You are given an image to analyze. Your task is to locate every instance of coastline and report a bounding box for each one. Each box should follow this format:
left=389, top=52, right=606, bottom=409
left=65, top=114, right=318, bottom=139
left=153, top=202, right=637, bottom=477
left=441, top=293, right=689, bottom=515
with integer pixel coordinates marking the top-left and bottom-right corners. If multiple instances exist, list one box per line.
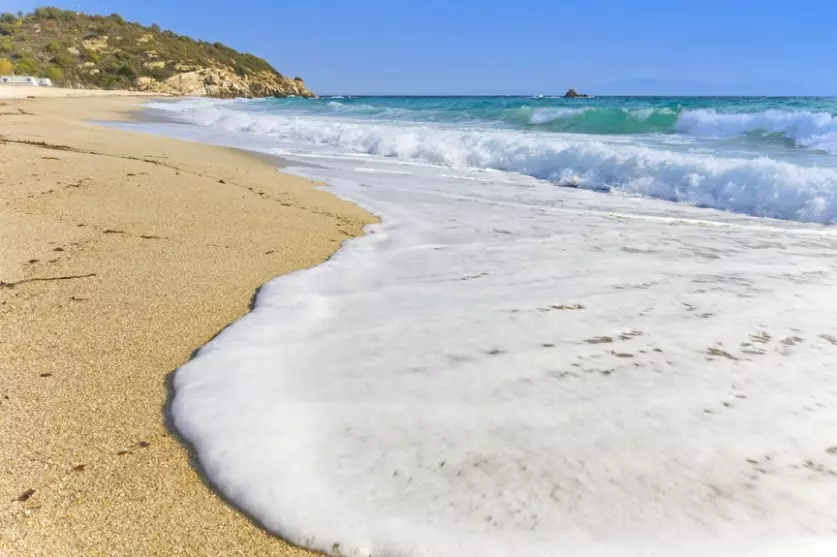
left=0, top=93, right=374, bottom=556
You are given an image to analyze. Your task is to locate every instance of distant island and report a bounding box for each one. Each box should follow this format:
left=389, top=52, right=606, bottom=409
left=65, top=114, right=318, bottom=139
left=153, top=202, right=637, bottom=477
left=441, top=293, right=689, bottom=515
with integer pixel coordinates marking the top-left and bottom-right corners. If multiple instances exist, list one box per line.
left=563, top=88, right=589, bottom=98
left=0, top=7, right=314, bottom=98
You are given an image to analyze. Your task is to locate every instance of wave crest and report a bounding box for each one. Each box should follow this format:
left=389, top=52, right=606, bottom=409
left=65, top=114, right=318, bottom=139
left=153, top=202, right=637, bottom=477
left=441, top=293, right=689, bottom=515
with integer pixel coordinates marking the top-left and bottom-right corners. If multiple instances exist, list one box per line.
left=675, top=109, right=837, bottom=152
left=519, top=106, right=680, bottom=134
left=515, top=106, right=837, bottom=152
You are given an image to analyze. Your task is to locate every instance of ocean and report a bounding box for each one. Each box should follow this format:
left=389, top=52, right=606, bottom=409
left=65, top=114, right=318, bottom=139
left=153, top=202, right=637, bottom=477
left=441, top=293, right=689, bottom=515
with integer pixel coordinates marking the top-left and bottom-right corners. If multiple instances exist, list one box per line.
left=137, top=96, right=837, bottom=556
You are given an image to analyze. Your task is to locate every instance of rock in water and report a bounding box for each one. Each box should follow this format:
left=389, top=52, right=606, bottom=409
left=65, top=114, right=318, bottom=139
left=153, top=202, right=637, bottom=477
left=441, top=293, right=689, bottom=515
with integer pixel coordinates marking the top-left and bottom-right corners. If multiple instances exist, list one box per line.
left=564, top=88, right=589, bottom=98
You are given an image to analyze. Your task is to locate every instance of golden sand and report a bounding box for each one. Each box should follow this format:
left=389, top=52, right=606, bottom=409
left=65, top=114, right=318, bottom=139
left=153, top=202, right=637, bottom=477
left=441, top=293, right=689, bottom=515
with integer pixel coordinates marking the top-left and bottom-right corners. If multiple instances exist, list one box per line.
left=0, top=85, right=163, bottom=100
left=0, top=94, right=374, bottom=556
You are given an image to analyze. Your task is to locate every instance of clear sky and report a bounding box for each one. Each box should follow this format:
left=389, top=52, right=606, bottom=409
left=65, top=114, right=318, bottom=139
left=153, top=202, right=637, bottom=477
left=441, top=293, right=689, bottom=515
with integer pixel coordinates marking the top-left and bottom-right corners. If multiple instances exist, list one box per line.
left=4, top=0, right=836, bottom=95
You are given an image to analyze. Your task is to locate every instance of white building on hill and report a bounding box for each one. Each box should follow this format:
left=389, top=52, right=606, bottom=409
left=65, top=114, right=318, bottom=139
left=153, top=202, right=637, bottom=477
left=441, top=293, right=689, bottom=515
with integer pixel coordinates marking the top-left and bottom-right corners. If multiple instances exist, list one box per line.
left=0, top=75, right=53, bottom=87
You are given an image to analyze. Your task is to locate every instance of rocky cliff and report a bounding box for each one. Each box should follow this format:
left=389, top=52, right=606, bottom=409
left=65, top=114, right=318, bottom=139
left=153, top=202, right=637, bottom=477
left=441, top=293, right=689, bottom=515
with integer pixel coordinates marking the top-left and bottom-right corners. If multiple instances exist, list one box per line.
left=0, top=7, right=315, bottom=98
left=133, top=67, right=314, bottom=98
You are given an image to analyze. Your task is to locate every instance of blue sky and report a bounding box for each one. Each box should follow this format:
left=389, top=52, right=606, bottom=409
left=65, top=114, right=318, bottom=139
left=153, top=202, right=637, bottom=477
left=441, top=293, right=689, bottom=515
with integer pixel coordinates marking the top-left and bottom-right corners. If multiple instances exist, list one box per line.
left=4, top=0, right=835, bottom=95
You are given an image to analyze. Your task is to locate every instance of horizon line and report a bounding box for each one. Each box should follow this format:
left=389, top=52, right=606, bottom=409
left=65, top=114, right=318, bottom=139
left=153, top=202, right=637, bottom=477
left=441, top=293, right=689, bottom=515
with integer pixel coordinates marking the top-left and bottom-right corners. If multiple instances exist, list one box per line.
left=315, top=93, right=836, bottom=98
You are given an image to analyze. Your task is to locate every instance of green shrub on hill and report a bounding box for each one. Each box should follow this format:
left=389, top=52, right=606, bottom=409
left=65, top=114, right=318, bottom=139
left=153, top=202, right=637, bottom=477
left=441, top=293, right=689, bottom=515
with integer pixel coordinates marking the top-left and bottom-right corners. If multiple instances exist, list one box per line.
left=50, top=51, right=74, bottom=68
left=45, top=65, right=64, bottom=82
left=81, top=48, right=100, bottom=63
left=46, top=39, right=61, bottom=52
left=14, top=57, right=42, bottom=75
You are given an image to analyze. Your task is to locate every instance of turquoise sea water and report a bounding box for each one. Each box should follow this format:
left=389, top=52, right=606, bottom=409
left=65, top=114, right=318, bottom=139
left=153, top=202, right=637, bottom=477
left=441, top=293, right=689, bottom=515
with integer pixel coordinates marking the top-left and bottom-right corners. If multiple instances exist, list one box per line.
left=267, top=95, right=837, bottom=138
left=149, top=95, right=837, bottom=223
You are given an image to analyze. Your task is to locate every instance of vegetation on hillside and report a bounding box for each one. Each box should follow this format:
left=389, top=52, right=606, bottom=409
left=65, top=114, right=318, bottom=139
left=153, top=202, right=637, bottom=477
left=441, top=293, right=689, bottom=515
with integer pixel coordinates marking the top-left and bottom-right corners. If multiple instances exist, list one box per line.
left=0, top=7, right=292, bottom=90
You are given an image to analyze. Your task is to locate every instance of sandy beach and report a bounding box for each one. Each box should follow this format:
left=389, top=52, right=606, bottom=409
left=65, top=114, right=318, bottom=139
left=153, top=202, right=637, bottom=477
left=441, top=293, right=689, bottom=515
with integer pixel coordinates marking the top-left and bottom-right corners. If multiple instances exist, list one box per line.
left=0, top=85, right=166, bottom=99
left=0, top=91, right=374, bottom=556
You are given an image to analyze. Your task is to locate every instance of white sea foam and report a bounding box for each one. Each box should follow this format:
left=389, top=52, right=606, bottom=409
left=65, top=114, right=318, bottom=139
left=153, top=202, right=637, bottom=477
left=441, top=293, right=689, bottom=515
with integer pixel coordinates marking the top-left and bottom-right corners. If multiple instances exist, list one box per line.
left=145, top=100, right=837, bottom=223
left=527, top=106, right=587, bottom=124
left=168, top=128, right=837, bottom=556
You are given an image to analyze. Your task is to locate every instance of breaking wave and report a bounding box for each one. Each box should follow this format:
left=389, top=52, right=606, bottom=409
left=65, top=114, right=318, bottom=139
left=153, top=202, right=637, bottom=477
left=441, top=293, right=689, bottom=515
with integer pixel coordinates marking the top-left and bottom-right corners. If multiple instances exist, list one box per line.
left=147, top=100, right=837, bottom=224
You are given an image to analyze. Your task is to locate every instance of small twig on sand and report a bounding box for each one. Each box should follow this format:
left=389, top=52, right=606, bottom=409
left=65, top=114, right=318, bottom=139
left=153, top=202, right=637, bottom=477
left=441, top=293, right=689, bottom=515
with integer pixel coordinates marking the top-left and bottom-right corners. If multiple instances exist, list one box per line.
left=0, top=273, right=97, bottom=289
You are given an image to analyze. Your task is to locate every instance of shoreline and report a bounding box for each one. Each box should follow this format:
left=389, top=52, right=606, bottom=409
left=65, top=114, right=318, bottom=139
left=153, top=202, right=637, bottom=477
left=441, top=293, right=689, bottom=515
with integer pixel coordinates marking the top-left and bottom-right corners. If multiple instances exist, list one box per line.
left=153, top=96, right=837, bottom=555
left=0, top=94, right=374, bottom=556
